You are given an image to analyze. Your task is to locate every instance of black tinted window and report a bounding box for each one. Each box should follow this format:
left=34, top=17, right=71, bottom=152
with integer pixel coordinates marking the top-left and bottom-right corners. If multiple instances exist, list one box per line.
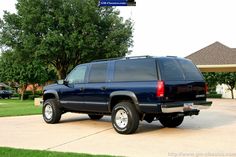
left=113, top=59, right=157, bottom=82
left=88, top=63, right=107, bottom=83
left=159, top=58, right=185, bottom=81
left=178, top=59, right=203, bottom=81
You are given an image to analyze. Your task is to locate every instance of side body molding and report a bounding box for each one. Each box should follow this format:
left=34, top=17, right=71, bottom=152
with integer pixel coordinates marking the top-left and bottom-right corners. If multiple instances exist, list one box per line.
left=109, top=91, right=141, bottom=112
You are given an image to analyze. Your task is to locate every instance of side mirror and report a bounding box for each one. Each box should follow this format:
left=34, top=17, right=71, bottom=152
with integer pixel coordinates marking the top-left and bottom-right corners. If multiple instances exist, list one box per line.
left=57, top=80, right=64, bottom=85
left=64, top=80, right=69, bottom=86
left=57, top=80, right=69, bottom=86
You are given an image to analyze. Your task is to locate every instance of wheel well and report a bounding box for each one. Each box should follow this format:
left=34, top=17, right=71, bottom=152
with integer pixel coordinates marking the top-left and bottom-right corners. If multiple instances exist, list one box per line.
left=110, top=95, right=133, bottom=111
left=43, top=93, right=56, bottom=101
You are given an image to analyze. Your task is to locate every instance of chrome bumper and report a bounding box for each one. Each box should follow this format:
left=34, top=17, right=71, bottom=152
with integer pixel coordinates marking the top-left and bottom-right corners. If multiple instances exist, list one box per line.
left=161, top=101, right=212, bottom=113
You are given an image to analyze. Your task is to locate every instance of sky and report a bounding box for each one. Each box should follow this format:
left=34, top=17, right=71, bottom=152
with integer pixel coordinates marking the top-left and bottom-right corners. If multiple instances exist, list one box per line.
left=1, top=0, right=236, bottom=57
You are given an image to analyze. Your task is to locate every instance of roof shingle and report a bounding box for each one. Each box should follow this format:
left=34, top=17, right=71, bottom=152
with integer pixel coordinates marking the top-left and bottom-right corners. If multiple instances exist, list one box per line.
left=186, top=42, right=236, bottom=65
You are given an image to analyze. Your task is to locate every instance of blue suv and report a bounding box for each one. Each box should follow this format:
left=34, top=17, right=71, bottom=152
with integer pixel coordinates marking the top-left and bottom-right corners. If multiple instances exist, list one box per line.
left=42, top=56, right=212, bottom=134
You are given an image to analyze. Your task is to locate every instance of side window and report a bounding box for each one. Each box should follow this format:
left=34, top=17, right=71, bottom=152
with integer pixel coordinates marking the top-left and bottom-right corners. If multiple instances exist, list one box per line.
left=66, top=65, right=87, bottom=84
left=88, top=63, right=107, bottom=83
left=113, top=59, right=157, bottom=82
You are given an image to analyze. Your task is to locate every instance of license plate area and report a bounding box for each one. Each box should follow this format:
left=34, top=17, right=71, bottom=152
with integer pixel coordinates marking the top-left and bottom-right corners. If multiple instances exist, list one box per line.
left=184, top=102, right=195, bottom=111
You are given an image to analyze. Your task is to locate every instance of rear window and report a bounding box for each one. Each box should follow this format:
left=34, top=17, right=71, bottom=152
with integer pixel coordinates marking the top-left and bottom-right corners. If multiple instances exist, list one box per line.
left=159, top=58, right=185, bottom=81
left=113, top=59, right=157, bottom=82
left=159, top=58, right=203, bottom=81
left=178, top=59, right=203, bottom=81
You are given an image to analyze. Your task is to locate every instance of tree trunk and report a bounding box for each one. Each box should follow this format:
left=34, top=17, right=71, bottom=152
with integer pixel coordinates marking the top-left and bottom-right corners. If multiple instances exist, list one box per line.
left=56, top=66, right=68, bottom=80
left=32, top=84, right=37, bottom=96
left=20, top=92, right=24, bottom=101
left=230, top=89, right=234, bottom=99
left=20, top=84, right=27, bottom=101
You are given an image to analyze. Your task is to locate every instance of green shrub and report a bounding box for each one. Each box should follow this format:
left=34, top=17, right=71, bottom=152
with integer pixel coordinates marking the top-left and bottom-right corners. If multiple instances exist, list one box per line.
left=25, top=91, right=33, bottom=95
left=28, top=95, right=41, bottom=100
left=19, top=94, right=29, bottom=100
left=35, top=90, right=43, bottom=96
left=207, top=93, right=222, bottom=98
left=17, top=91, right=42, bottom=100
left=209, top=91, right=217, bottom=94
left=18, top=92, right=31, bottom=100
left=12, top=93, right=19, bottom=97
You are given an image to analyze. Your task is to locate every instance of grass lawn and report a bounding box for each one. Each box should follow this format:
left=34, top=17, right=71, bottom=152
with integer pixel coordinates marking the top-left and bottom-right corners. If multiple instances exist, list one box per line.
left=0, top=99, right=41, bottom=117
left=0, top=147, right=112, bottom=157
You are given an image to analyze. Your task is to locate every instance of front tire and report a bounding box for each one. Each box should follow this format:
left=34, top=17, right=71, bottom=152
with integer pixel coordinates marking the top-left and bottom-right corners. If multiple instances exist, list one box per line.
left=88, top=114, right=103, bottom=120
left=43, top=99, right=62, bottom=124
left=111, top=101, right=139, bottom=134
left=159, top=115, right=184, bottom=128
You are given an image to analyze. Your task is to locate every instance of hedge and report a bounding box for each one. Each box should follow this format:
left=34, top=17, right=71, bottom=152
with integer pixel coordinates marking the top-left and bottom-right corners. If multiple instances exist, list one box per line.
left=207, top=93, right=222, bottom=98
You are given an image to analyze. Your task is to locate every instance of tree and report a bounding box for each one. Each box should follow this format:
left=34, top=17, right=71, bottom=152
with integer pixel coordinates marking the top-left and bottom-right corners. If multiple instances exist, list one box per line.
left=0, top=0, right=133, bottom=79
left=217, top=72, right=236, bottom=99
left=203, top=72, right=236, bottom=99
left=0, top=51, right=56, bottom=100
left=202, top=72, right=218, bottom=92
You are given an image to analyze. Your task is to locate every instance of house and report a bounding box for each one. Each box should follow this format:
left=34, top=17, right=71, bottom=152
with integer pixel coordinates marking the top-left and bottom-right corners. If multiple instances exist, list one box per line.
left=186, top=42, right=236, bottom=72
left=186, top=42, right=236, bottom=98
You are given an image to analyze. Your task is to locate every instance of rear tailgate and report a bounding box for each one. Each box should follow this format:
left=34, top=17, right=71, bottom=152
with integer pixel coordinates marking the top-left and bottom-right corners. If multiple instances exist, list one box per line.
left=164, top=81, right=206, bottom=101
left=158, top=57, right=206, bottom=102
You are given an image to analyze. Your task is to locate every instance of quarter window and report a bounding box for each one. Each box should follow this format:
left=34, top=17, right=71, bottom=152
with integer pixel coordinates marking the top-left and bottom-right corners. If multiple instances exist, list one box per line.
left=113, top=59, right=157, bottom=82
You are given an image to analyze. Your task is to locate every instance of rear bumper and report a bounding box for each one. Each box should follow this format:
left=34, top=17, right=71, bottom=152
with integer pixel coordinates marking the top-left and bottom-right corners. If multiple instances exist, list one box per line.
left=161, top=101, right=212, bottom=113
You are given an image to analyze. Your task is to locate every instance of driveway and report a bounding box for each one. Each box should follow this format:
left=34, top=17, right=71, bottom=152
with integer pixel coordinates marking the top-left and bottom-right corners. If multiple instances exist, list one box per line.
left=0, top=99, right=236, bottom=157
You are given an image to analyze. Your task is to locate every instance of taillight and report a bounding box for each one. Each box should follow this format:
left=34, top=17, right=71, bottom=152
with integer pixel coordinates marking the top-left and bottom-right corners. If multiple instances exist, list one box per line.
left=205, top=83, right=208, bottom=93
left=156, top=81, right=165, bottom=97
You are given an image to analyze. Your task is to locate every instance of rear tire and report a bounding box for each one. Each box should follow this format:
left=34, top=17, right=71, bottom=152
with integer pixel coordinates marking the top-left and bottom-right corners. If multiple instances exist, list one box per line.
left=111, top=101, right=139, bottom=134
left=43, top=99, right=62, bottom=124
left=88, top=114, right=103, bottom=120
left=159, top=115, right=184, bottom=128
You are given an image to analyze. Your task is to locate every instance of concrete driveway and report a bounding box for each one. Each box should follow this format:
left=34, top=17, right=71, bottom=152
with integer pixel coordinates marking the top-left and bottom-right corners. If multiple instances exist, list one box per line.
left=0, top=99, right=236, bottom=157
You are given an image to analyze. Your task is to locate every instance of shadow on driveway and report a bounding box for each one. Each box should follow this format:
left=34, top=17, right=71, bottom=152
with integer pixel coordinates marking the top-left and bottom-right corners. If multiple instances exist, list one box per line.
left=55, top=107, right=236, bottom=134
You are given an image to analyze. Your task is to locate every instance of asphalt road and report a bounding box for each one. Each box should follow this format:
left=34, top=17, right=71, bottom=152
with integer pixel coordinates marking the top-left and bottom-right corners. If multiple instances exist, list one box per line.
left=0, top=99, right=236, bottom=157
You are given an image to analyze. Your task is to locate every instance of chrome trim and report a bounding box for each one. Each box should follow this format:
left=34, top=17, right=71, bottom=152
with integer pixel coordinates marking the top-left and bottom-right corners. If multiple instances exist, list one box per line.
left=84, top=101, right=107, bottom=105
left=60, top=101, right=83, bottom=104
left=161, top=103, right=211, bottom=113
left=60, top=100, right=107, bottom=105
left=139, top=103, right=157, bottom=107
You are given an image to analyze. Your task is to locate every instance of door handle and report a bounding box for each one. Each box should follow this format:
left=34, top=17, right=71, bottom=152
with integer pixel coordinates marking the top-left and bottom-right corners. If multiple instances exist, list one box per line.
left=101, top=86, right=107, bottom=91
left=80, top=87, right=85, bottom=91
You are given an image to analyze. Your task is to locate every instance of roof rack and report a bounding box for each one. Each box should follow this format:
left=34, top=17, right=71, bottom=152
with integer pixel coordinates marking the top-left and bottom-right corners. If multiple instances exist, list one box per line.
left=92, top=55, right=153, bottom=62
left=126, top=55, right=153, bottom=59
left=92, top=57, right=124, bottom=62
left=166, top=56, right=177, bottom=58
